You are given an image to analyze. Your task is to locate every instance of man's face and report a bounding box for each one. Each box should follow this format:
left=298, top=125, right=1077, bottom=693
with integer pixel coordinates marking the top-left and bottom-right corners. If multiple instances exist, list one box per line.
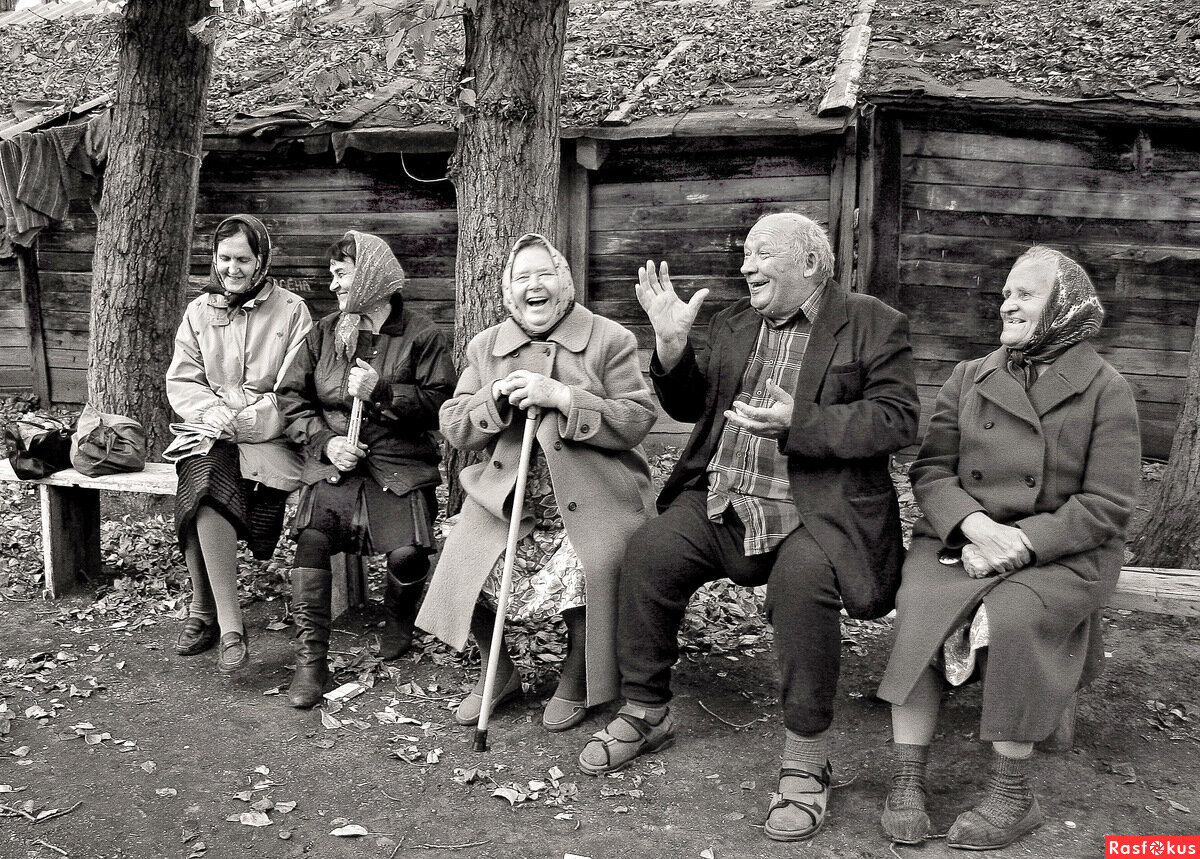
left=740, top=221, right=817, bottom=322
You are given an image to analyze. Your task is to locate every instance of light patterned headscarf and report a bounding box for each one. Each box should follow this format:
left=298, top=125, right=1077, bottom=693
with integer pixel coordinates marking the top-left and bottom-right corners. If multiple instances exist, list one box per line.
left=501, top=234, right=576, bottom=337
left=1006, top=246, right=1105, bottom=389
left=332, top=231, right=406, bottom=363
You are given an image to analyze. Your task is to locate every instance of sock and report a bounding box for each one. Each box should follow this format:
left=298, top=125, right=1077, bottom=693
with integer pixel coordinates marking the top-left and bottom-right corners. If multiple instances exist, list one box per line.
left=623, top=701, right=668, bottom=724
left=975, top=749, right=1034, bottom=827
left=889, top=743, right=929, bottom=808
left=783, top=727, right=830, bottom=768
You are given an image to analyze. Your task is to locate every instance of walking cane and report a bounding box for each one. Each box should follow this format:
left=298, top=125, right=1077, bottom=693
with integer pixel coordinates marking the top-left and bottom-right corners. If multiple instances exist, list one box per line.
left=473, top=405, right=540, bottom=752
left=328, top=398, right=365, bottom=485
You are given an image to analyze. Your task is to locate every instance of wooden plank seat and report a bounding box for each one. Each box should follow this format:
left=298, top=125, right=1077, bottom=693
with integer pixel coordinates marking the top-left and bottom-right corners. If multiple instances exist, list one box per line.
left=0, top=459, right=368, bottom=618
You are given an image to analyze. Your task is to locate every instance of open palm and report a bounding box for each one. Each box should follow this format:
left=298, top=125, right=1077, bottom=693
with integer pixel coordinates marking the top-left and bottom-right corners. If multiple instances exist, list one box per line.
left=634, top=260, right=709, bottom=367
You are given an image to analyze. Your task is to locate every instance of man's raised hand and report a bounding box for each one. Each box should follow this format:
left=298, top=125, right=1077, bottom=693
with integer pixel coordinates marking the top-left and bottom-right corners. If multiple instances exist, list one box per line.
left=634, top=260, right=708, bottom=372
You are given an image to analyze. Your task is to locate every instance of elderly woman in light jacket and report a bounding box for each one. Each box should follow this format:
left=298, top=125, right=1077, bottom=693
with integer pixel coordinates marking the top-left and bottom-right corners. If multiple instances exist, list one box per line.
left=418, top=234, right=657, bottom=733
left=166, top=214, right=312, bottom=672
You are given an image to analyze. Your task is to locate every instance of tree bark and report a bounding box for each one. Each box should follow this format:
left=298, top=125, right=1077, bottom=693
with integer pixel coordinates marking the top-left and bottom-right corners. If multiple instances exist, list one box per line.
left=1132, top=305, right=1200, bottom=569
left=88, top=0, right=212, bottom=456
left=443, top=0, right=568, bottom=513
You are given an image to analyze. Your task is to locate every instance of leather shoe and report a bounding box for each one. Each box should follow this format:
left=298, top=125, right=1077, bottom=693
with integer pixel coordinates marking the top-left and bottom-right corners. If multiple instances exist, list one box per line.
left=455, top=668, right=522, bottom=726
left=948, top=795, right=1043, bottom=850
left=175, top=617, right=218, bottom=656
left=543, top=696, right=588, bottom=732
left=217, top=631, right=249, bottom=673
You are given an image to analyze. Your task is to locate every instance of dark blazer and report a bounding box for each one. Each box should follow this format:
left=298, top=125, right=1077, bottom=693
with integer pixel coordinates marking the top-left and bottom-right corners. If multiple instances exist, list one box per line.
left=653, top=282, right=920, bottom=618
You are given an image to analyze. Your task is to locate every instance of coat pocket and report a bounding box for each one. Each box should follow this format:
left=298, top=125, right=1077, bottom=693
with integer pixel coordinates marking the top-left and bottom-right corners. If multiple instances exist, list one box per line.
left=819, top=361, right=863, bottom=405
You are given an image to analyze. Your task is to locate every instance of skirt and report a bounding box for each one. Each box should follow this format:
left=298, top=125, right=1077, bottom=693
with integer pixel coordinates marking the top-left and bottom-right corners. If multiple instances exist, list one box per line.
left=293, top=470, right=436, bottom=557
left=479, top=451, right=586, bottom=623
left=175, top=441, right=290, bottom=561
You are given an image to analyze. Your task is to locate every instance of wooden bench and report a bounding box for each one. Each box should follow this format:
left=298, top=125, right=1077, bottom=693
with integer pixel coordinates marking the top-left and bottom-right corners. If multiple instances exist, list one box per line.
left=0, top=459, right=369, bottom=618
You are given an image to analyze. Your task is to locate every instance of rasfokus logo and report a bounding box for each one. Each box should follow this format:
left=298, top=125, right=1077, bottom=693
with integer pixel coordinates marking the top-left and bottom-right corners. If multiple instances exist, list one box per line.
left=1107, top=837, right=1200, bottom=856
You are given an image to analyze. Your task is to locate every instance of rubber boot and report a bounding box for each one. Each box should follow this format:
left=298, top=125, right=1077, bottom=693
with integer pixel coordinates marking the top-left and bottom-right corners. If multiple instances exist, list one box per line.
left=379, top=572, right=426, bottom=660
left=288, top=567, right=332, bottom=709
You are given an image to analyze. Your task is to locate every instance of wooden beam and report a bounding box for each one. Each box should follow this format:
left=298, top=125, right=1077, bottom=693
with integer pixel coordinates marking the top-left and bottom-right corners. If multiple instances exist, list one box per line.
left=829, top=126, right=858, bottom=286
left=818, top=0, right=875, bottom=117
left=603, top=39, right=697, bottom=126
left=1109, top=566, right=1200, bottom=617
left=557, top=152, right=590, bottom=305
left=16, top=243, right=51, bottom=405
left=575, top=138, right=609, bottom=171
left=859, top=109, right=902, bottom=306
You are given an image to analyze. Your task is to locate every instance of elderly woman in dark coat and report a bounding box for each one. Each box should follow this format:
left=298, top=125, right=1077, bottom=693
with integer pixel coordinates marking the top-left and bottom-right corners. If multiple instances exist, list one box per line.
left=876, top=247, right=1140, bottom=850
left=277, top=231, right=456, bottom=709
left=417, top=234, right=657, bottom=733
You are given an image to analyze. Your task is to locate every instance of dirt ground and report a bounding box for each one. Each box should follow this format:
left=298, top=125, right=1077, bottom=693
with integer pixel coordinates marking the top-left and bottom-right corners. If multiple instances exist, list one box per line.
left=1, top=441, right=1197, bottom=859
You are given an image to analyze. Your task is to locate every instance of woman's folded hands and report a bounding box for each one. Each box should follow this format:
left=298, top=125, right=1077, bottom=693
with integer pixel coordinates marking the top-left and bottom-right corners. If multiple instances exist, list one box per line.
left=959, top=512, right=1035, bottom=576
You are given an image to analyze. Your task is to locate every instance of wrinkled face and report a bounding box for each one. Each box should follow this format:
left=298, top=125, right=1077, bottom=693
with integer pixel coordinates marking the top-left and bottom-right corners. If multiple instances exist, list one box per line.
left=329, top=259, right=357, bottom=312
left=508, top=245, right=565, bottom=334
left=999, top=257, right=1055, bottom=349
left=740, top=221, right=817, bottom=322
left=215, top=233, right=260, bottom=294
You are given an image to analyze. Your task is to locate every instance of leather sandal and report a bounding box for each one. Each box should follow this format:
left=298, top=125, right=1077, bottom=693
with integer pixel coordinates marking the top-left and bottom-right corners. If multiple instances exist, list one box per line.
left=578, top=703, right=675, bottom=776
left=454, top=668, right=522, bottom=726
left=764, top=760, right=832, bottom=842
left=542, top=696, right=588, bottom=732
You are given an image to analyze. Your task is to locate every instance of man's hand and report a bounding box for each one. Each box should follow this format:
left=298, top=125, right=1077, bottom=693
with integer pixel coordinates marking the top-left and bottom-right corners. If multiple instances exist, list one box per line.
left=634, top=260, right=708, bottom=373
left=723, top=379, right=794, bottom=440
left=347, top=358, right=380, bottom=403
left=497, top=370, right=570, bottom=413
left=959, top=511, right=1033, bottom=573
left=326, top=435, right=367, bottom=472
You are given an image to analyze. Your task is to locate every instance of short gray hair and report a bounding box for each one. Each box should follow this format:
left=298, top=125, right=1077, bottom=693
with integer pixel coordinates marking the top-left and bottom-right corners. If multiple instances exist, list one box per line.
left=752, top=212, right=835, bottom=281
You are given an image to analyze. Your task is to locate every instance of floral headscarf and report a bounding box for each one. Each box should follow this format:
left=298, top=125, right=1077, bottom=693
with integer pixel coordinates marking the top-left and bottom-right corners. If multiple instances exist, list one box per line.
left=205, top=214, right=272, bottom=307
left=501, top=233, right=577, bottom=337
left=332, top=230, right=406, bottom=362
left=1006, top=247, right=1105, bottom=389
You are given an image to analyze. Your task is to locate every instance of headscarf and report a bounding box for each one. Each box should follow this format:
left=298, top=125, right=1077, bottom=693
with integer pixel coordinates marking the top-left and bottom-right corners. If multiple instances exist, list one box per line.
left=332, top=230, right=406, bottom=363
left=205, top=214, right=272, bottom=308
left=1006, top=247, right=1105, bottom=389
left=501, top=233, right=577, bottom=338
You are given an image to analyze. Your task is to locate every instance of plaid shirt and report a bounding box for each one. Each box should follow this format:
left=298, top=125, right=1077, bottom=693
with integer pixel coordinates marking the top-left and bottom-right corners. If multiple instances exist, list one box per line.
left=707, top=283, right=826, bottom=555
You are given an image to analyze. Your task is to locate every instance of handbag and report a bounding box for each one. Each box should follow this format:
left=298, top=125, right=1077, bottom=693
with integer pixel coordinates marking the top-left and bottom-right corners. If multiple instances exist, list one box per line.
left=70, top=404, right=147, bottom=476
left=3, top=414, right=75, bottom=479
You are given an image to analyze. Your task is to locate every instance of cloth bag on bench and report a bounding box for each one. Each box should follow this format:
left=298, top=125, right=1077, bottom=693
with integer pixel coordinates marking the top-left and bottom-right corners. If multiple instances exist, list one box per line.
left=3, top=413, right=75, bottom=479
left=71, top=405, right=147, bottom=476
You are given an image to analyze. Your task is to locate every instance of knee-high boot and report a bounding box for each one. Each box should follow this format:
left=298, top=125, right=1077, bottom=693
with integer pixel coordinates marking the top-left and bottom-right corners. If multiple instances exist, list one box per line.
left=379, top=566, right=429, bottom=660
left=288, top=567, right=332, bottom=709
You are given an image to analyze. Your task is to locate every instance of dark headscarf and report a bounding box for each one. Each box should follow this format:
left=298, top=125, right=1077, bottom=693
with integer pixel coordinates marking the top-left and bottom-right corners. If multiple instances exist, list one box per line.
left=1006, top=247, right=1104, bottom=389
left=204, top=214, right=273, bottom=308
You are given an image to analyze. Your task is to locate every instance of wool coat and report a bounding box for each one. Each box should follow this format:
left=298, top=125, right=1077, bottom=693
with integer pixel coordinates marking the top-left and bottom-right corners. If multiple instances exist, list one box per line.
left=876, top=341, right=1141, bottom=741
left=416, top=305, right=657, bottom=706
left=654, top=284, right=920, bottom=619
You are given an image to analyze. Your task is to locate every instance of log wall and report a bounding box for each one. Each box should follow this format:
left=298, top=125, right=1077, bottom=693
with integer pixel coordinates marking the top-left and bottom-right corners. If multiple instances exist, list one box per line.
left=0, top=256, right=32, bottom=395
left=891, top=115, right=1200, bottom=459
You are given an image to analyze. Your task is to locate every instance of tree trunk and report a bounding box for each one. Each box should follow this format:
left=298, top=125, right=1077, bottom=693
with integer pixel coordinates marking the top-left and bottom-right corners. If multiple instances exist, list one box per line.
left=1132, top=304, right=1200, bottom=569
left=88, top=0, right=212, bottom=456
left=443, top=0, right=568, bottom=513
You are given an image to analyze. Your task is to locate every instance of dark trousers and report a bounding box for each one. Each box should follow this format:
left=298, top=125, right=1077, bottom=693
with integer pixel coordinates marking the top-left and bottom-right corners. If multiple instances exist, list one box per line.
left=618, top=490, right=842, bottom=735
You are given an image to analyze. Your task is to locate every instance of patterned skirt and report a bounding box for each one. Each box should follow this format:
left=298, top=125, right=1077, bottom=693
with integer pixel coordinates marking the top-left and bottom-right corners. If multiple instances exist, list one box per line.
left=175, top=441, right=290, bottom=561
left=479, top=450, right=586, bottom=622
left=293, top=470, right=436, bottom=558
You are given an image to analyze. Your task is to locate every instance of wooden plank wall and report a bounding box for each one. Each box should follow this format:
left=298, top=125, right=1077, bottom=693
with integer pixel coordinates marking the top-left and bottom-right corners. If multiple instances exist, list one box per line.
left=0, top=256, right=33, bottom=395
left=895, top=117, right=1200, bottom=459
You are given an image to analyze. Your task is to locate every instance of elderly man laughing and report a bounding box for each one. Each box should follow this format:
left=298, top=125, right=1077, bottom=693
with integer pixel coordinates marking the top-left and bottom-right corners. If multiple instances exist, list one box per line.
left=577, top=213, right=920, bottom=841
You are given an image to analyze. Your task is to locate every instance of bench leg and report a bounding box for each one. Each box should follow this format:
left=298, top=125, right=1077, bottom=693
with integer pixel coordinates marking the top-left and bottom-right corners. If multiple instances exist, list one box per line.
left=330, top=554, right=368, bottom=620
left=1038, top=692, right=1078, bottom=753
left=40, top=484, right=100, bottom=598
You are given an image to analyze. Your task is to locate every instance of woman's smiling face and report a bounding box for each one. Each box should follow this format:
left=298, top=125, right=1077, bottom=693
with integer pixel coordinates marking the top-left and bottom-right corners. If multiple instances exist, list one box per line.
left=329, top=259, right=357, bottom=311
left=999, top=256, right=1055, bottom=349
left=508, top=245, right=564, bottom=333
left=215, top=233, right=259, bottom=294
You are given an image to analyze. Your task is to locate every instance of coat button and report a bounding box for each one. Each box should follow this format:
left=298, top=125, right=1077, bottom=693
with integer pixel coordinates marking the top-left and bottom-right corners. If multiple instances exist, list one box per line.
left=553, top=441, right=562, bottom=451
left=544, top=347, right=551, bottom=356
left=580, top=424, right=590, bottom=434
left=983, top=421, right=994, bottom=429
left=970, top=470, right=983, bottom=481
left=493, top=461, right=502, bottom=469
left=1024, top=475, right=1036, bottom=487
left=481, top=420, right=489, bottom=428
left=567, top=501, right=578, bottom=511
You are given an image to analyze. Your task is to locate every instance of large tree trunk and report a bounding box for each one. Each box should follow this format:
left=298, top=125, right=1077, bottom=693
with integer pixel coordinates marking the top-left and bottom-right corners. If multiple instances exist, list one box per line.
left=443, top=0, right=568, bottom=513
left=88, top=0, right=212, bottom=456
left=1132, top=305, right=1200, bottom=569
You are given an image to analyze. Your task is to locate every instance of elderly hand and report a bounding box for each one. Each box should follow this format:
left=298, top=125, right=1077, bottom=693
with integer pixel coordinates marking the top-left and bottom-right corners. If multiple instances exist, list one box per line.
left=347, top=358, right=380, bottom=403
left=497, top=370, right=570, bottom=413
left=960, top=511, right=1033, bottom=573
left=723, top=379, right=794, bottom=440
left=326, top=435, right=367, bottom=472
left=960, top=543, right=995, bottom=579
left=201, top=403, right=238, bottom=440
left=634, top=260, right=709, bottom=373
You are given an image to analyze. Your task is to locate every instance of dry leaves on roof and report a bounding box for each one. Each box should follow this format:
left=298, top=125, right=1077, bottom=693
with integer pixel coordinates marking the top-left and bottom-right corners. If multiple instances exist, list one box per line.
left=865, top=0, right=1200, bottom=102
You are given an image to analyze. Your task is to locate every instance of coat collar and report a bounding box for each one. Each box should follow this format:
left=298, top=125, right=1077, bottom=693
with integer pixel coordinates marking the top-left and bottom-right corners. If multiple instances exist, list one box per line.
left=974, top=341, right=1104, bottom=423
left=204, top=280, right=276, bottom=312
left=795, top=281, right=848, bottom=401
left=491, top=303, right=595, bottom=356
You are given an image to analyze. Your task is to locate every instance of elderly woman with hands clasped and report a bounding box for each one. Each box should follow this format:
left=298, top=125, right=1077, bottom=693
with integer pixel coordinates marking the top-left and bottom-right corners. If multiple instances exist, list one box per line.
left=277, top=231, right=456, bottom=709
left=418, top=233, right=657, bottom=734
left=876, top=247, right=1141, bottom=850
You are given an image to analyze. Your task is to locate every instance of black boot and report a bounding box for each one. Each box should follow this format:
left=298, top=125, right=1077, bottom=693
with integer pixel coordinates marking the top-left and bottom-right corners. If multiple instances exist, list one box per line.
left=379, top=571, right=427, bottom=660
left=288, top=567, right=332, bottom=709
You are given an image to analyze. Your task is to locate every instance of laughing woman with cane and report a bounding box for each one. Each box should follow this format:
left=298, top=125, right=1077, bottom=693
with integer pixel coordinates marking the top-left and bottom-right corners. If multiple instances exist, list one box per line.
left=418, top=234, right=657, bottom=734
left=277, top=231, right=456, bottom=708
